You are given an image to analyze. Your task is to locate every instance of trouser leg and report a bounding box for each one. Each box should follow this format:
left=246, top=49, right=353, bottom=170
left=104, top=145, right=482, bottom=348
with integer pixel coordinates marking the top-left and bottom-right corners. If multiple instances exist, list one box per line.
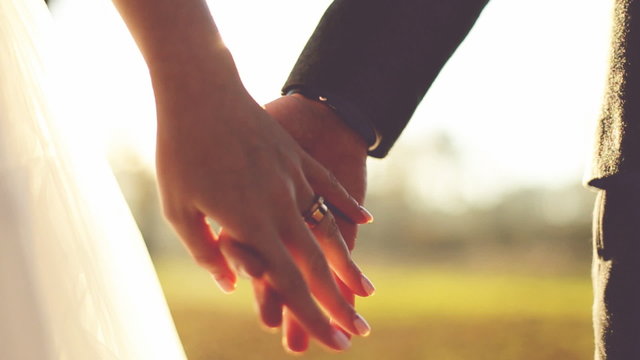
left=592, top=188, right=640, bottom=359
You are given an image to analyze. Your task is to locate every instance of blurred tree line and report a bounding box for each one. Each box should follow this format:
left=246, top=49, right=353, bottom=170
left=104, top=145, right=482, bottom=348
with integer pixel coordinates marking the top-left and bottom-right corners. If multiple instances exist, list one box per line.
left=358, top=183, right=593, bottom=273
left=111, top=141, right=595, bottom=274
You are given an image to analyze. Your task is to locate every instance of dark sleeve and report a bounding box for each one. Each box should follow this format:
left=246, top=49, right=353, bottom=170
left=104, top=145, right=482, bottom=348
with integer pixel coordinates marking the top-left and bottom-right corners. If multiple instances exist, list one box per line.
left=588, top=0, right=640, bottom=189
left=283, top=0, right=489, bottom=157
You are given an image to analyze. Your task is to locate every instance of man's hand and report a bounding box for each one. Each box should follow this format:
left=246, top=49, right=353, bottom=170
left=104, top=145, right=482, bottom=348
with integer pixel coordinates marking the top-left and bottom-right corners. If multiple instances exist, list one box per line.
left=261, top=94, right=373, bottom=352
left=266, top=94, right=370, bottom=250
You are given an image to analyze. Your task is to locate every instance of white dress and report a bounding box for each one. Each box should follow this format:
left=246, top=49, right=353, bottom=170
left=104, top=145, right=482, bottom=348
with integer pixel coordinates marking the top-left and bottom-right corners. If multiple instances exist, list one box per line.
left=0, top=0, right=186, bottom=358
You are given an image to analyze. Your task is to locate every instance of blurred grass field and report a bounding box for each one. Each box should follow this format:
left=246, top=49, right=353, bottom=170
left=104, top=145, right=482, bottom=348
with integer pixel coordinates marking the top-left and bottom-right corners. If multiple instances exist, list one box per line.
left=155, top=259, right=593, bottom=360
left=111, top=154, right=596, bottom=359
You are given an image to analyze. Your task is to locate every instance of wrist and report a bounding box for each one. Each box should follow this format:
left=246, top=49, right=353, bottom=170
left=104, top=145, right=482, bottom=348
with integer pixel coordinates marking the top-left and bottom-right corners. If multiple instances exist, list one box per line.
left=283, top=87, right=380, bottom=153
left=266, top=95, right=368, bottom=160
left=149, top=46, right=243, bottom=91
left=150, top=46, right=253, bottom=129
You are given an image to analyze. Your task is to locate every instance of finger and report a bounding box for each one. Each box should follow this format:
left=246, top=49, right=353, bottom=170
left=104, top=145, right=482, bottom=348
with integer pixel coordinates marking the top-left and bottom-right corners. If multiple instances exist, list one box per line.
left=279, top=215, right=371, bottom=338
left=283, top=276, right=356, bottom=353
left=251, top=229, right=351, bottom=351
left=168, top=210, right=236, bottom=293
left=283, top=276, right=355, bottom=353
left=218, top=230, right=267, bottom=278
left=252, top=278, right=283, bottom=328
left=303, top=156, right=373, bottom=224
left=338, top=275, right=356, bottom=310
left=298, top=191, right=366, bottom=294
left=333, top=210, right=358, bottom=251
left=311, top=209, right=375, bottom=297
left=283, top=308, right=309, bottom=353
left=332, top=276, right=355, bottom=340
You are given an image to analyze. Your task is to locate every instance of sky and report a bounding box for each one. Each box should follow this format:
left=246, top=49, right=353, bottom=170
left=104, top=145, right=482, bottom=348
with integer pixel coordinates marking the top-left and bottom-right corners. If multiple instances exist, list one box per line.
left=50, top=0, right=614, bottom=207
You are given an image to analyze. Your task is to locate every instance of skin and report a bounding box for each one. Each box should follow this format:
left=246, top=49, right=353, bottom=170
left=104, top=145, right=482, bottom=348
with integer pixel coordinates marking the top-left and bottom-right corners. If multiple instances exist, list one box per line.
left=263, top=94, right=370, bottom=352
left=112, top=0, right=372, bottom=351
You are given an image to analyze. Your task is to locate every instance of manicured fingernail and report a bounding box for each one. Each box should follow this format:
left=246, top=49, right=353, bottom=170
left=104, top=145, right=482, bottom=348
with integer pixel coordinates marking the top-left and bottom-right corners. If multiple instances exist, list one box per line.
left=353, top=314, right=371, bottom=337
left=332, top=329, right=351, bottom=350
left=359, top=205, right=374, bottom=223
left=213, top=276, right=235, bottom=294
left=361, top=274, right=376, bottom=296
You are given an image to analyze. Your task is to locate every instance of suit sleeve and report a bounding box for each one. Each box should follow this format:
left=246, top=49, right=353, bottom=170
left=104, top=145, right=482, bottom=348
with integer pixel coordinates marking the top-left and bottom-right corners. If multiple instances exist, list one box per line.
left=588, top=0, right=640, bottom=189
left=283, top=0, right=489, bottom=157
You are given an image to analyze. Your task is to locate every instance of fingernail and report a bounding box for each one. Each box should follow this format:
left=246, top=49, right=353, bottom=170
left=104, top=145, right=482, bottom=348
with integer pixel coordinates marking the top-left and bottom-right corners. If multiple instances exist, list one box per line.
left=359, top=205, right=374, bottom=224
left=361, top=274, right=376, bottom=296
left=353, top=313, right=371, bottom=337
left=332, top=329, right=351, bottom=350
left=213, top=275, right=236, bottom=294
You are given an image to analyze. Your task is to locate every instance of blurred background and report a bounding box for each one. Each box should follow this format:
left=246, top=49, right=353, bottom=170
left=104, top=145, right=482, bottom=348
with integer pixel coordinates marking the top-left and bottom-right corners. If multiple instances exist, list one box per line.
left=48, top=0, right=613, bottom=358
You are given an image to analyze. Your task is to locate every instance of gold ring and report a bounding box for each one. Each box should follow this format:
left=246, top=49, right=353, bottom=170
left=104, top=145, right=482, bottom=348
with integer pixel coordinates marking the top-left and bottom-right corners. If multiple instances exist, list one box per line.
left=303, top=195, right=328, bottom=228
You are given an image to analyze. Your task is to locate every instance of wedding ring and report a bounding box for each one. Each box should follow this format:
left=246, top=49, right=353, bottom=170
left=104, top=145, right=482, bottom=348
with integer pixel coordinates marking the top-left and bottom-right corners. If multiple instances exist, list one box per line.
left=303, top=195, right=328, bottom=228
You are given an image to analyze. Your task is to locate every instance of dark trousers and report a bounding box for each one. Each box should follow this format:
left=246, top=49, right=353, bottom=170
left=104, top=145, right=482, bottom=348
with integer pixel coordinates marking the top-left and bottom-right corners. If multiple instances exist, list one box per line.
left=592, top=188, right=640, bottom=359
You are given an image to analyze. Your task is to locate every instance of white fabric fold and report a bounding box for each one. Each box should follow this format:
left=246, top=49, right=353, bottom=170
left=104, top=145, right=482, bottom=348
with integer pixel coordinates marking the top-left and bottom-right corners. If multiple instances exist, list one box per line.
left=0, top=0, right=185, bottom=358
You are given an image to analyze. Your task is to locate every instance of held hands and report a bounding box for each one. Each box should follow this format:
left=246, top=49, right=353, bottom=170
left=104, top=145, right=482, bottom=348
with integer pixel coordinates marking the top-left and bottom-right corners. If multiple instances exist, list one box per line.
left=153, top=64, right=372, bottom=351
left=262, top=94, right=371, bottom=352
left=116, top=0, right=372, bottom=352
left=265, top=94, right=369, bottom=251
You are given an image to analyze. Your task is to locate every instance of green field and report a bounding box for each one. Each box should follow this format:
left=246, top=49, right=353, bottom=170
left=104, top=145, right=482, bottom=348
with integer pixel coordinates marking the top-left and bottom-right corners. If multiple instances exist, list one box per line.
left=156, top=260, right=593, bottom=360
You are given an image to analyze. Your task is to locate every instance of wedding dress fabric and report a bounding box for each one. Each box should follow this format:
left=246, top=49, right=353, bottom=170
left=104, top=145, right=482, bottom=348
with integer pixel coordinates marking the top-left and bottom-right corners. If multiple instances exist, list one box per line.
left=0, top=0, right=186, bottom=358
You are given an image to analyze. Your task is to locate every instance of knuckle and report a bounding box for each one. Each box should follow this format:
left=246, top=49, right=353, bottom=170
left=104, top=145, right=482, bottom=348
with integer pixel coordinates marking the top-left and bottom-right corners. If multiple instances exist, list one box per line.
left=326, top=170, right=341, bottom=191
left=268, top=182, right=296, bottom=208
left=284, top=157, right=304, bottom=178
left=316, top=216, right=341, bottom=245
